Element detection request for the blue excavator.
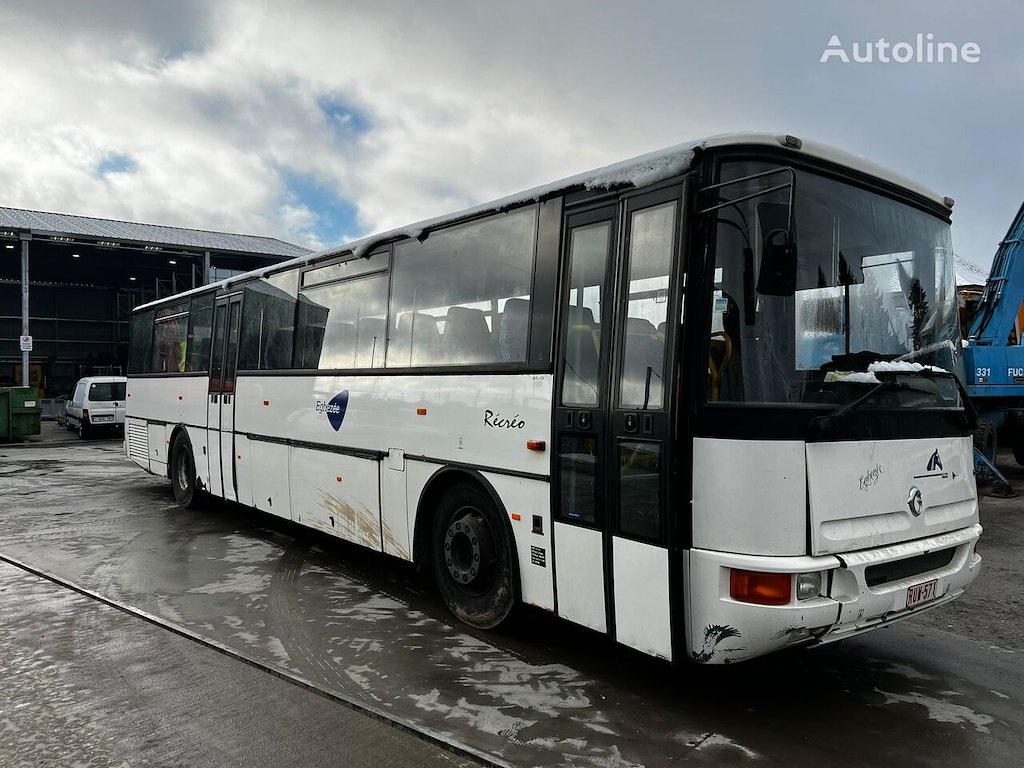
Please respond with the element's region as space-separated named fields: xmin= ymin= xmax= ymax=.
xmin=961 ymin=201 xmax=1024 ymax=492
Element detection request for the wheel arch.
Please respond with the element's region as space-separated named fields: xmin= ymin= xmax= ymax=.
xmin=412 ymin=466 xmax=521 ymax=594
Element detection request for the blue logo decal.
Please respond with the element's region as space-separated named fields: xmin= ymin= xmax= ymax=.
xmin=315 ymin=391 xmax=349 ymax=431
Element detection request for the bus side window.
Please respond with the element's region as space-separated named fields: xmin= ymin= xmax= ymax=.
xmin=187 ymin=294 xmax=215 ymax=372
xmin=150 ymin=302 xmax=190 ymax=374
xmin=388 ymin=207 xmax=537 ymax=368
xmin=128 ymin=310 xmax=155 ymax=375
xmin=298 ymin=272 xmax=389 ymax=370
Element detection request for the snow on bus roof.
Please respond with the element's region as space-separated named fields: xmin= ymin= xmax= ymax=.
xmin=136 ymin=132 xmax=950 ymax=310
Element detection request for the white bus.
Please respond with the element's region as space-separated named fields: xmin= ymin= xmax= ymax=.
xmin=125 ymin=133 xmax=981 ymax=664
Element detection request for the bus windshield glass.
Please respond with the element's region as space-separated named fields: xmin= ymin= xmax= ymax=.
xmin=709 ymin=159 xmax=960 ymax=408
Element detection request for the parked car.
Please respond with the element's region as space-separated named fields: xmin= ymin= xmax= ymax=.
xmin=66 ymin=376 xmax=127 ymax=439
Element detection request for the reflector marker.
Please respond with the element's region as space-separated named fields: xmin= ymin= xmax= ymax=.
xmin=511 ymin=513 xmax=522 ymax=521
xmin=416 ymin=408 xmax=427 ymax=416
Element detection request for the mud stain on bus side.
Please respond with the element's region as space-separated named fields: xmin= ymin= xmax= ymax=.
xmin=317 ymin=490 xmax=411 ymax=560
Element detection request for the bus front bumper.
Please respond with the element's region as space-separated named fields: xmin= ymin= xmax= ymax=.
xmin=686 ymin=524 xmax=982 ymax=664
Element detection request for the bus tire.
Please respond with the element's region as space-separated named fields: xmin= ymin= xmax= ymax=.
xmin=431 ymin=482 xmax=516 ymax=630
xmin=170 ymin=433 xmax=201 ymax=509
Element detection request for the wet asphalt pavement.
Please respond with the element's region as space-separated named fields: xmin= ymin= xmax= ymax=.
xmin=1 ymin=424 xmax=1021 ymax=767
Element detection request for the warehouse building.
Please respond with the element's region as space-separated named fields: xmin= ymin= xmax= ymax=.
xmin=1 ymin=207 xmax=309 ymax=398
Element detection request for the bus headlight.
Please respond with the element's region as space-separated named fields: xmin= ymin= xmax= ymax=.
xmin=797 ymin=572 xmax=822 ymax=600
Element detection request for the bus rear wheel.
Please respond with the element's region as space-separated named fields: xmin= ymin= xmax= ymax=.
xmin=170 ymin=433 xmax=201 ymax=509
xmin=431 ymin=483 xmax=516 ymax=630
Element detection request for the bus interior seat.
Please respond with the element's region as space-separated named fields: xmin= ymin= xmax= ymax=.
xmin=391 ymin=312 xmax=442 ymax=366
xmin=622 ymin=317 xmax=664 ymax=406
xmin=498 ymin=298 xmax=530 ymax=361
xmin=626 ymin=317 xmax=656 ymax=334
xmin=444 ymin=306 xmax=494 ymax=364
xmin=567 ymin=305 xmax=596 ymax=327
xmin=567 ymin=304 xmax=600 ymax=346
xmin=565 ymin=321 xmax=600 ymax=402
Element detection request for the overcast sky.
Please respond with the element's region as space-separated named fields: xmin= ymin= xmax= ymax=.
xmin=1 ymin=1 xmax=1019 ymax=272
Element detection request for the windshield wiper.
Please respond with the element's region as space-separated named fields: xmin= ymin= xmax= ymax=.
xmin=807 ymin=378 xmax=945 ymax=438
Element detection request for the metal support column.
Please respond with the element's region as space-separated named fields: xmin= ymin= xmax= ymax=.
xmin=204 ymin=250 xmax=211 ymax=285
xmin=20 ymin=235 xmax=30 ymax=387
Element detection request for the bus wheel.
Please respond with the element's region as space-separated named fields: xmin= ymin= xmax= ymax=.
xmin=431 ymin=483 xmax=516 ymax=630
xmin=170 ymin=434 xmax=200 ymax=509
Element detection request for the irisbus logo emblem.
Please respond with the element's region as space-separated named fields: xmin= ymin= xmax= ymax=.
xmin=316 ymin=391 xmax=349 ymax=431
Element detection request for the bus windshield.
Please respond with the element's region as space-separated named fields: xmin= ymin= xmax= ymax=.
xmin=709 ymin=159 xmax=961 ymax=408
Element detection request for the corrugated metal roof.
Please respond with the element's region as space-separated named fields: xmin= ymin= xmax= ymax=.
xmin=0 ymin=206 xmax=311 ymax=258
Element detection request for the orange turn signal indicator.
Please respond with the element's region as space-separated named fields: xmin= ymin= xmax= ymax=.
xmin=416 ymin=408 xmax=427 ymax=416
xmin=526 ymin=440 xmax=546 ymax=452
xmin=511 ymin=513 xmax=522 ymax=521
xmin=730 ymin=569 xmax=791 ymax=606
xmin=263 ymin=400 xmax=270 ymax=406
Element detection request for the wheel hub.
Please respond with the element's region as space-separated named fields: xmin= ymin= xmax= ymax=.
xmin=176 ymin=452 xmax=189 ymax=490
xmin=443 ymin=511 xmax=491 ymax=588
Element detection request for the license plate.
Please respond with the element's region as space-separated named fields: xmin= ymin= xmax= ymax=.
xmin=93 ymin=416 xmax=114 ymax=423
xmin=906 ymin=579 xmax=938 ymax=609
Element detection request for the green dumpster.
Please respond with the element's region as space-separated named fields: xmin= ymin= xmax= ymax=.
xmin=0 ymin=387 xmax=42 ymax=441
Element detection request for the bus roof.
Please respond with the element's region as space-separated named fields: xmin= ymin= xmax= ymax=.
xmin=136 ymin=132 xmax=949 ymax=311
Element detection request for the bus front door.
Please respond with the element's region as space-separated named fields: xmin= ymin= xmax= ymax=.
xmin=552 ymin=188 xmax=682 ymax=660
xmin=207 ymin=294 xmax=242 ymax=502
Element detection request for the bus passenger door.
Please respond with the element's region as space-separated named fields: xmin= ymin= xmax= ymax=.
xmin=207 ymin=294 xmax=242 ymax=502
xmin=553 ymin=206 xmax=616 ymax=636
xmin=553 ymin=188 xmax=682 ymax=660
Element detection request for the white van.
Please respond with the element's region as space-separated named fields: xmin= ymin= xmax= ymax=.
xmin=66 ymin=376 xmax=128 ymax=438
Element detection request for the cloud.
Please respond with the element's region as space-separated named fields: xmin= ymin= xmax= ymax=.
xmin=0 ymin=0 xmax=1020 ymax=267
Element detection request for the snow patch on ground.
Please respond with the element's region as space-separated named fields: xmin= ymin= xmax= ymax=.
xmin=876 ymin=689 xmax=994 ymax=732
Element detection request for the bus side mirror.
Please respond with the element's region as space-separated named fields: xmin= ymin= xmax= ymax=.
xmin=756 ymin=202 xmax=797 ymax=296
